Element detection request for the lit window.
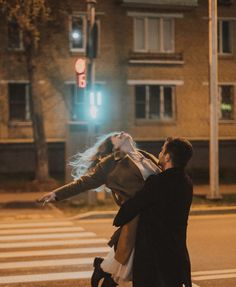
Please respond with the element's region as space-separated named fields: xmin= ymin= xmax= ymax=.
xmin=70 ymin=15 xmax=86 ymax=51
xmin=8 ymin=83 xmax=31 ymax=121
xmin=134 ymin=17 xmax=174 ymax=53
xmin=219 ymin=85 xmax=234 ymax=120
xmin=135 ymin=85 xmax=175 ymax=120
xmin=218 ymin=20 xmax=233 ymax=54
xmin=8 ymin=21 xmax=23 ymax=50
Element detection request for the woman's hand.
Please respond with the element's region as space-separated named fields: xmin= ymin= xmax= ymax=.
xmin=37 ymin=192 xmax=57 ymax=206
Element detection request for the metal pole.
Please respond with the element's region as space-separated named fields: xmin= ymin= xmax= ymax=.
xmin=207 ymin=0 xmax=221 ymax=199
xmin=86 ymin=0 xmax=97 ymax=205
xmin=86 ymin=0 xmax=96 ymax=90
xmin=86 ymin=0 xmax=96 ymax=146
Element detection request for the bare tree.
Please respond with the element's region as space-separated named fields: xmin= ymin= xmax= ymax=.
xmin=0 ymin=0 xmax=70 ymax=182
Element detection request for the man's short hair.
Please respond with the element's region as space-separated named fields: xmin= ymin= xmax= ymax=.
xmin=164 ymin=137 xmax=193 ymax=168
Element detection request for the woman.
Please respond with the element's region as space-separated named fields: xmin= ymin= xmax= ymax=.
xmin=38 ymin=131 xmax=161 ymax=287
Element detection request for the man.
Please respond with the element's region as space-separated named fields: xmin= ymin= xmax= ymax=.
xmin=113 ymin=137 xmax=193 ymax=287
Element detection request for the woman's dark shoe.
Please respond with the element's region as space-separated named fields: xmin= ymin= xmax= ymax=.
xmin=101 ymin=275 xmax=118 ymax=287
xmin=91 ymin=257 xmax=109 ymax=287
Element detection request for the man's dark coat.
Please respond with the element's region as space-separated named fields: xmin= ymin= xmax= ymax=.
xmin=114 ymin=167 xmax=193 ymax=287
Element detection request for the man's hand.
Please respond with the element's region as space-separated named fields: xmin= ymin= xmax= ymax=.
xmin=37 ymin=192 xmax=57 ymax=206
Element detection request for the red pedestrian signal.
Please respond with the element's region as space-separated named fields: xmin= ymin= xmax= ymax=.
xmin=75 ymin=58 xmax=87 ymax=88
xmin=77 ymin=74 xmax=86 ymax=88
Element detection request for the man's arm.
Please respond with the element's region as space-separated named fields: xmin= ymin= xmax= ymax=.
xmin=113 ymin=174 xmax=162 ymax=227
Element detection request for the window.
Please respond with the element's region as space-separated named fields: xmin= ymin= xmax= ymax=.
xmin=218 ymin=0 xmax=233 ymax=6
xmin=134 ymin=17 xmax=174 ymax=53
xmin=8 ymin=21 xmax=23 ymax=50
xmin=8 ymin=83 xmax=31 ymax=121
xmin=135 ymin=85 xmax=175 ymax=120
xmin=218 ymin=20 xmax=233 ymax=54
xmin=68 ymin=84 xmax=86 ymax=121
xmin=69 ymin=15 xmax=86 ymax=52
xmin=219 ymin=85 xmax=234 ymax=120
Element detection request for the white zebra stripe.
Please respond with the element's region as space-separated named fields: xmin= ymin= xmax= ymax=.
xmin=0 ymin=226 xmax=84 ymax=235
xmin=0 ymin=238 xmax=107 ymax=248
xmin=0 ymin=232 xmax=96 ymax=241
xmin=0 ymin=221 xmax=73 ymax=229
xmin=0 ymin=257 xmax=94 ymax=269
xmin=0 ymin=246 xmax=110 ymax=258
xmin=0 ymin=271 xmax=93 ymax=284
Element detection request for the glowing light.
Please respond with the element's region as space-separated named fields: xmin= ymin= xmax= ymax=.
xmin=72 ymin=31 xmax=80 ymax=40
xmin=90 ymin=92 xmax=95 ymax=105
xmin=88 ymin=90 xmax=103 ymax=120
xmin=221 ymin=103 xmax=232 ymax=111
xmin=97 ymin=92 xmax=102 ymax=106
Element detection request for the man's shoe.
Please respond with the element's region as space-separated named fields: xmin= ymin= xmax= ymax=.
xmin=91 ymin=257 xmax=109 ymax=287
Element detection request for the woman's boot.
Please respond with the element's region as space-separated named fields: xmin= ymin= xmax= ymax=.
xmin=91 ymin=257 xmax=110 ymax=287
xmin=101 ymin=275 xmax=118 ymax=287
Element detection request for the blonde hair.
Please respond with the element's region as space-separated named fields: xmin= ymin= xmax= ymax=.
xmin=69 ymin=132 xmax=120 ymax=179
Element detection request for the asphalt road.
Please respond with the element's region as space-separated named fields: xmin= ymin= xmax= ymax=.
xmin=0 ymin=210 xmax=235 ymax=287
xmin=78 ymin=214 xmax=236 ymax=287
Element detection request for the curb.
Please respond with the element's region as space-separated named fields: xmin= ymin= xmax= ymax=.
xmin=1 ymin=199 xmax=236 ymax=219
xmin=69 ymin=207 xmax=236 ymax=220
xmin=69 ymin=211 xmax=117 ymax=220
xmin=190 ymin=206 xmax=236 ymax=216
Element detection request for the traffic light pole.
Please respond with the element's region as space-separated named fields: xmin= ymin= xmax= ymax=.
xmin=86 ymin=0 xmax=96 ymax=93
xmin=86 ymin=0 xmax=97 ymax=205
xmin=208 ymin=0 xmax=221 ymax=199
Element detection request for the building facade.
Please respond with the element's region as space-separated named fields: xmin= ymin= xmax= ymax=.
xmin=0 ymin=0 xmax=235 ymax=182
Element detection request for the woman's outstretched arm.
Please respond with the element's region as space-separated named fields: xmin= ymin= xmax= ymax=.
xmin=38 ymin=156 xmax=111 ymax=203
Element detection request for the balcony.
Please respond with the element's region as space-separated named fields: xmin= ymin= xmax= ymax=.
xmin=128 ymin=51 xmax=184 ymax=65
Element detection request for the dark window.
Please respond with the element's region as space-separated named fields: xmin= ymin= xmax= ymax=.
xmin=135 ymin=86 xmax=146 ymax=118
xmin=222 ymin=21 xmax=231 ymax=53
xmin=69 ymin=84 xmax=86 ymax=121
xmin=149 ymin=86 xmax=160 ymax=119
xmin=218 ymin=0 xmax=233 ymax=6
xmin=8 ymin=21 xmax=23 ymax=50
xmin=164 ymin=86 xmax=173 ymax=118
xmin=218 ymin=20 xmax=233 ymax=54
xmin=8 ymin=83 xmax=30 ymax=121
xmin=135 ymin=85 xmax=174 ymax=120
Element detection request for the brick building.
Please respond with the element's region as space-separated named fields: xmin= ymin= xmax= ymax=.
xmin=0 ymin=0 xmax=235 ymax=182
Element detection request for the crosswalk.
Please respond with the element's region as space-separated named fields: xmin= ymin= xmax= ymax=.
xmin=0 ymin=219 xmax=110 ymax=285
xmin=3 ymin=219 xmax=230 ymax=287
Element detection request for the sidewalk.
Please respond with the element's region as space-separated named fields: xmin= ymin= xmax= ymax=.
xmin=0 ymin=191 xmax=64 ymax=221
xmin=0 ymin=185 xmax=236 ymax=219
xmin=193 ymin=184 xmax=236 ymax=195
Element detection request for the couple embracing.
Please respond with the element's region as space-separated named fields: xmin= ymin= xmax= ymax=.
xmin=39 ymin=132 xmax=193 ymax=287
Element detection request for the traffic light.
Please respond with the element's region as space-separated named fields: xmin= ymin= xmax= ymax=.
xmin=86 ymin=22 xmax=98 ymax=59
xmin=74 ymin=58 xmax=87 ymax=88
